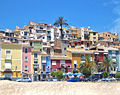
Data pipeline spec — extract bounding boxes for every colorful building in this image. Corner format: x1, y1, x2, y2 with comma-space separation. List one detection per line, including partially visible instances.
22, 45, 32, 78
51, 56, 72, 73
88, 30, 98, 44
107, 48, 119, 73
0, 43, 22, 80
31, 50, 41, 81
67, 48, 94, 72
41, 53, 51, 80
99, 32, 119, 42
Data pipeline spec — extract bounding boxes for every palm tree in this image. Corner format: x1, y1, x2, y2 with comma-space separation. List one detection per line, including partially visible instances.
54, 17, 68, 39
101, 56, 113, 73
80, 55, 97, 73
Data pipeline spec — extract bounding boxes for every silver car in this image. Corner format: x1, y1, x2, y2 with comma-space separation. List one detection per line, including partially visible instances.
16, 77, 32, 82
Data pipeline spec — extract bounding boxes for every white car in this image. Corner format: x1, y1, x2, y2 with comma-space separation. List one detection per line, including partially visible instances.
16, 77, 32, 82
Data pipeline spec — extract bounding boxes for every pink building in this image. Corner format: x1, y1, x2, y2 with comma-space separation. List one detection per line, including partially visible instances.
22, 45, 32, 78
51, 56, 72, 73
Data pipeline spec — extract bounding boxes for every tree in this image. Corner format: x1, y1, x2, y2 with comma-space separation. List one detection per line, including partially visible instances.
51, 71, 63, 79
54, 17, 68, 39
56, 71, 63, 79
102, 71, 109, 78
115, 72, 120, 78
101, 56, 113, 73
80, 55, 97, 73
51, 71, 56, 77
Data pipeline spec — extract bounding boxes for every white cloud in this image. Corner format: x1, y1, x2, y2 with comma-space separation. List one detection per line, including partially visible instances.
104, 0, 120, 34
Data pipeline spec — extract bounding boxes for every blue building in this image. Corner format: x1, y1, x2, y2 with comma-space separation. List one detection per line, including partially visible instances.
108, 48, 119, 74
41, 54, 51, 80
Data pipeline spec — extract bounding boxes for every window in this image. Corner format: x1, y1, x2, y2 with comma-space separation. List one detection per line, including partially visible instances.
43, 37, 45, 39
24, 32, 27, 36
25, 65, 28, 71
42, 56, 46, 61
52, 61, 56, 65
64, 48, 66, 50
81, 54, 85, 59
93, 33, 96, 35
47, 31, 51, 34
34, 61, 38, 64
34, 53, 38, 59
25, 48, 28, 53
24, 57, 28, 62
74, 64, 77, 68
68, 65, 71, 68
90, 57, 93, 61
6, 50, 11, 59
74, 60, 77, 68
60, 60, 65, 64
6, 50, 11, 55
93, 37, 96, 41
52, 68, 57, 71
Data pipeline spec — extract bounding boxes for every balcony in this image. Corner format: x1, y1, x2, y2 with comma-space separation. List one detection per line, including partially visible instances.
33, 64, 39, 68
34, 71, 38, 74
42, 60, 46, 63
5, 55, 12, 60
112, 54, 116, 57
112, 59, 116, 62
5, 63, 11, 69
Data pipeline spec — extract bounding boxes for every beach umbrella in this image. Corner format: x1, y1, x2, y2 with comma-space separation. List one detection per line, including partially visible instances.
67, 72, 73, 75
79, 75, 85, 77
63, 73, 67, 75
77, 73, 83, 75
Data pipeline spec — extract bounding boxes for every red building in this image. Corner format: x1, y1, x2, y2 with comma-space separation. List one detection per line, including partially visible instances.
90, 46, 108, 72
51, 56, 72, 73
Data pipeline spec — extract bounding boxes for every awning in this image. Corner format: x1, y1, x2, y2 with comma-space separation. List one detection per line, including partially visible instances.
4, 69, 12, 73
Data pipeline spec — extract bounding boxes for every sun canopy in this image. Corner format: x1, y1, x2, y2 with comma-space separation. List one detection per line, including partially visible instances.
63, 72, 83, 75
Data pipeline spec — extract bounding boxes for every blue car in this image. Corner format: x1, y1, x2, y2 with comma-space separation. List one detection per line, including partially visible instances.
67, 77, 80, 82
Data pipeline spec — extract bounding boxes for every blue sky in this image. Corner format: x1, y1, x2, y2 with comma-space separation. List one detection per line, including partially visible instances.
0, 0, 120, 34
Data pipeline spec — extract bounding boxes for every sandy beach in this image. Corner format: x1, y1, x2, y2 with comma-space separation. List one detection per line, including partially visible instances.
0, 80, 120, 95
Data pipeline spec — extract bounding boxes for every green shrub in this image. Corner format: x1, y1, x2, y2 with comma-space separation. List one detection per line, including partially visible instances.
56, 71, 63, 79
115, 72, 120, 78
51, 71, 63, 79
82, 69, 91, 78
51, 71, 56, 77
102, 71, 109, 78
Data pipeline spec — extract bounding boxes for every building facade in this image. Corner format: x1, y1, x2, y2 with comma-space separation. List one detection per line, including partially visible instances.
22, 45, 32, 78
0, 43, 22, 80
31, 50, 41, 81
41, 54, 51, 80
51, 56, 72, 73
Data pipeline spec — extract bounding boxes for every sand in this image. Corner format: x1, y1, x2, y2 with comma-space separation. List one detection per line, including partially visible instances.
0, 80, 120, 95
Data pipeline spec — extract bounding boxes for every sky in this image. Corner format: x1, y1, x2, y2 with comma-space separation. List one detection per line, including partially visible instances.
0, 0, 120, 34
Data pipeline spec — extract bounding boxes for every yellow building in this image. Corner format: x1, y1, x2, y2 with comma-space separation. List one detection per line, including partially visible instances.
88, 30, 98, 44
31, 49, 41, 81
99, 32, 118, 42
0, 43, 22, 78
67, 48, 94, 72
70, 26, 79, 38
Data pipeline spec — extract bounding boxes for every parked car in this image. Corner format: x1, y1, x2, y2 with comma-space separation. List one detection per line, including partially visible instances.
16, 77, 32, 82
67, 77, 80, 82
0, 77, 12, 81
116, 78, 120, 81
101, 77, 116, 82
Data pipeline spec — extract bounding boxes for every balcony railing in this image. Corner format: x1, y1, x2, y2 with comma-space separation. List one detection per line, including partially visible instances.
5, 63, 11, 69
34, 71, 38, 73
33, 64, 39, 68
42, 60, 46, 63
5, 55, 12, 60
